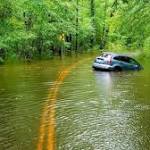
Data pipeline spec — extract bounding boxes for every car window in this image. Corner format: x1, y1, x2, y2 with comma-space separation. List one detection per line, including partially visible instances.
113, 56, 121, 61
97, 57, 104, 60
114, 56, 130, 63
128, 58, 138, 65
122, 57, 130, 63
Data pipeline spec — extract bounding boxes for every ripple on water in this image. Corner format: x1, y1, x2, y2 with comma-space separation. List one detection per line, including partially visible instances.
0, 59, 150, 150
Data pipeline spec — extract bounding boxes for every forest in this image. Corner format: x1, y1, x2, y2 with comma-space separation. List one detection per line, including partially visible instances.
0, 0, 150, 63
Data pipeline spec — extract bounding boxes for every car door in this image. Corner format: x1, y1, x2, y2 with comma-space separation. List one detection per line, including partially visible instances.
112, 56, 124, 67
120, 56, 136, 70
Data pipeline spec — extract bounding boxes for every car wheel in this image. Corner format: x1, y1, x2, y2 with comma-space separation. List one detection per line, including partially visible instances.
114, 66, 122, 71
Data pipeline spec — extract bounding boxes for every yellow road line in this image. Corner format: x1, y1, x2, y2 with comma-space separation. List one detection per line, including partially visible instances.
37, 62, 78, 150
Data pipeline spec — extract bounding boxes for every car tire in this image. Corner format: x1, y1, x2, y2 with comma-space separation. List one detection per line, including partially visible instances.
114, 66, 122, 71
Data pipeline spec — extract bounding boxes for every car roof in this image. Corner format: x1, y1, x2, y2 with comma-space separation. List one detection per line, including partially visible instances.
102, 52, 131, 58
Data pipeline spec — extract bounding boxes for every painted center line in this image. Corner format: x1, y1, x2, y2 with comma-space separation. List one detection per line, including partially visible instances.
37, 62, 78, 150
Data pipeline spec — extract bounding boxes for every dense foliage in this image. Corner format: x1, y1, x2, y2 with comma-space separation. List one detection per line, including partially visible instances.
0, 0, 150, 62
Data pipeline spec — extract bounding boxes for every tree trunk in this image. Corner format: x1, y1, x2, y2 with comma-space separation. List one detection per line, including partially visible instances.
100, 0, 109, 49
90, 0, 95, 46
75, 0, 79, 51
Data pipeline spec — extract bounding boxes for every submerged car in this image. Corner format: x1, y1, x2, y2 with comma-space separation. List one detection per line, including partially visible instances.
93, 52, 143, 71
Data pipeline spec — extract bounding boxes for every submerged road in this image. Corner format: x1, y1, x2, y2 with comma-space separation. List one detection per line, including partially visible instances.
0, 55, 150, 150
37, 61, 80, 150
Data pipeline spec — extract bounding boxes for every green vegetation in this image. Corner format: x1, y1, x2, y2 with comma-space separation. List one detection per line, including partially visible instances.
0, 0, 150, 62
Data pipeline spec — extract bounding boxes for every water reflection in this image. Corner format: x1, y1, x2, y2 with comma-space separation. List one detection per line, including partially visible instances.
92, 70, 150, 150
95, 71, 112, 92
57, 64, 150, 150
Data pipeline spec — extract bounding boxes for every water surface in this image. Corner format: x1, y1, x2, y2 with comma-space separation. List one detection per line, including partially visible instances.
0, 55, 150, 150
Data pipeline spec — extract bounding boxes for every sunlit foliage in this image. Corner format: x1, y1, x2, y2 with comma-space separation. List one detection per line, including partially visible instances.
0, 0, 149, 62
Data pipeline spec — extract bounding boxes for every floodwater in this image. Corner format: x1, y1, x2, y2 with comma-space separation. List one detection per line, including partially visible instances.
0, 54, 150, 150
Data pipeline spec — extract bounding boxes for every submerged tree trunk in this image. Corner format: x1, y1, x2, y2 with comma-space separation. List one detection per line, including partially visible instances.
90, 0, 95, 46
75, 0, 79, 51
100, 0, 109, 49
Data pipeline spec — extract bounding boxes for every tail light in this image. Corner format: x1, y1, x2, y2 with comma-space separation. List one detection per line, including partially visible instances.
107, 56, 112, 65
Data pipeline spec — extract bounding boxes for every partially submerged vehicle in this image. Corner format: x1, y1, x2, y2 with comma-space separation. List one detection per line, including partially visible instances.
92, 52, 143, 71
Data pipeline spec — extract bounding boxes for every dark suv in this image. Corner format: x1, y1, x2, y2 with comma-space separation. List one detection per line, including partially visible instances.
93, 52, 142, 71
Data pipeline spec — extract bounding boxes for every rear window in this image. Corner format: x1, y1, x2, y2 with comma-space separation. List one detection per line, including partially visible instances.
97, 57, 104, 60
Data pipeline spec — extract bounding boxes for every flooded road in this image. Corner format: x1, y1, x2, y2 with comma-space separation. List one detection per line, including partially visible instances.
0, 55, 150, 150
